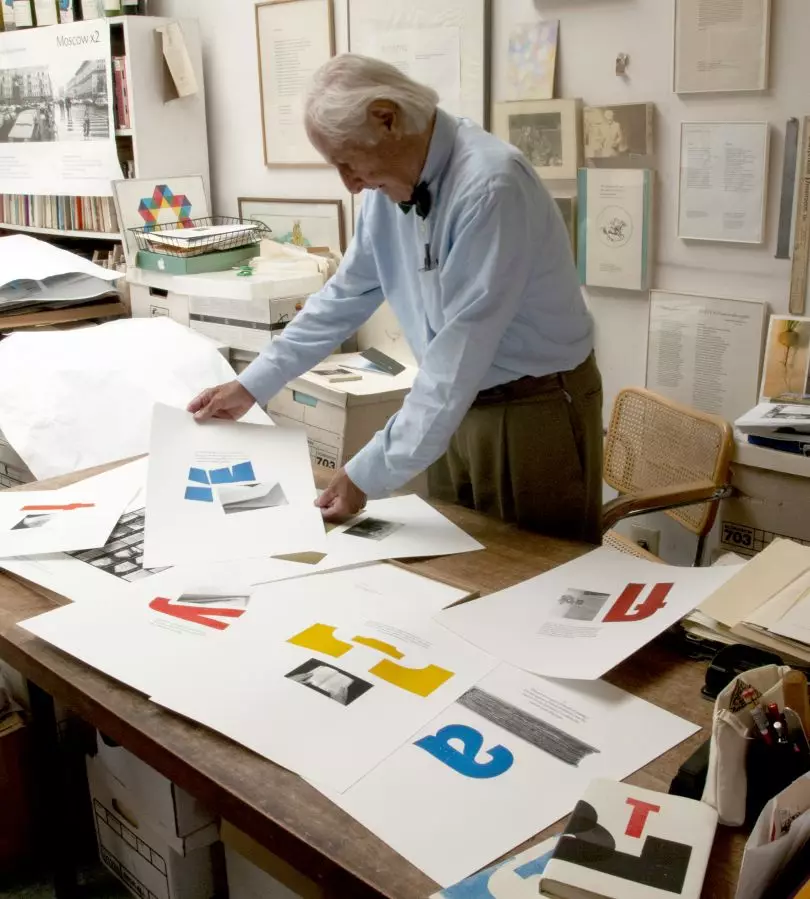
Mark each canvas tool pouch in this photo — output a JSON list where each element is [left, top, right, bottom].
[[702, 664, 791, 826]]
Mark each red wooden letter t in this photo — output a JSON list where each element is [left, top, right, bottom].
[[625, 797, 661, 838]]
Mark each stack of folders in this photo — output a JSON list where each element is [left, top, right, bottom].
[[684, 539, 810, 666], [736, 403, 810, 456]]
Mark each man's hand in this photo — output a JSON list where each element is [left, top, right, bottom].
[[316, 468, 367, 522], [187, 380, 256, 422]]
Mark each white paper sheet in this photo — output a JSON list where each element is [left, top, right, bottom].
[[0, 477, 133, 558], [316, 663, 699, 887], [0, 20, 123, 196], [150, 585, 497, 793], [735, 402, 810, 435], [18, 562, 472, 700], [255, 495, 482, 581], [143, 404, 324, 567], [678, 122, 769, 244], [769, 592, 810, 646], [432, 836, 559, 898], [369, 27, 462, 117], [0, 317, 270, 480], [674, 0, 770, 94], [646, 291, 767, 424], [0, 235, 121, 288], [436, 548, 743, 680]]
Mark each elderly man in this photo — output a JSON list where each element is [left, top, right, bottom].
[[189, 54, 603, 543]]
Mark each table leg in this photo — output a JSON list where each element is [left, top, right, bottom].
[[28, 680, 80, 899]]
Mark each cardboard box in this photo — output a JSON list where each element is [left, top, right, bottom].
[[129, 284, 191, 327], [222, 821, 320, 899], [87, 755, 215, 899], [266, 353, 417, 473], [95, 731, 217, 848], [188, 294, 307, 354], [704, 450, 810, 561], [0, 427, 33, 487], [136, 244, 258, 275]]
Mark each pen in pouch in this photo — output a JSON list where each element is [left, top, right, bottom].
[[751, 704, 773, 745]]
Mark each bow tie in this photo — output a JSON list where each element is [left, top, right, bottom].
[[398, 181, 432, 219]]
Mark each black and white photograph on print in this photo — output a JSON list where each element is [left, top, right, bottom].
[[555, 588, 611, 622], [11, 512, 53, 531], [764, 405, 810, 421], [286, 659, 374, 707], [508, 111, 562, 169], [216, 481, 289, 515], [584, 103, 654, 160], [343, 517, 403, 541], [172, 592, 251, 610], [0, 58, 111, 144], [68, 509, 166, 583]]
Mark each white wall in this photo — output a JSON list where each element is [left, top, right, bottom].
[[151, 0, 810, 415]]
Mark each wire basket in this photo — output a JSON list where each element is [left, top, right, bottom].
[[130, 216, 271, 258]]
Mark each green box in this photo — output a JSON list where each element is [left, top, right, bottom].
[[136, 244, 259, 275]]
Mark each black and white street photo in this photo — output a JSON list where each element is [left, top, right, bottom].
[[286, 659, 374, 707], [0, 57, 111, 144], [69, 509, 165, 583]]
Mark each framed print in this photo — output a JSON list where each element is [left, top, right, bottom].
[[348, 0, 492, 129], [255, 0, 336, 167], [238, 198, 346, 254], [494, 99, 581, 181], [583, 103, 655, 161], [678, 122, 769, 244], [674, 0, 770, 94]]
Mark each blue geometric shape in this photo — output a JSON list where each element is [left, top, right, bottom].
[[414, 725, 514, 779], [188, 467, 210, 485], [209, 461, 256, 485], [185, 486, 214, 502]]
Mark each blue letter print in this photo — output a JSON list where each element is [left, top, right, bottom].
[[414, 724, 513, 779]]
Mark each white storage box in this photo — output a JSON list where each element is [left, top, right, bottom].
[[0, 427, 33, 487], [95, 731, 217, 848], [87, 755, 215, 899], [266, 353, 417, 473], [222, 821, 319, 899], [127, 266, 322, 354], [129, 284, 191, 327]]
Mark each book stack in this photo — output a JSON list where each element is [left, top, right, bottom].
[[539, 779, 717, 899], [0, 194, 120, 235], [736, 402, 810, 456], [113, 56, 131, 130]]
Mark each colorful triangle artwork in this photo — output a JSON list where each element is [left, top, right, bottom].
[[138, 184, 194, 232]]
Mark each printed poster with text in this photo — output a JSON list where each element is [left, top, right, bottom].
[[0, 20, 122, 196]]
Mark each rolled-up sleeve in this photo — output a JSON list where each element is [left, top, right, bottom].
[[238, 213, 385, 406], [346, 175, 535, 497]]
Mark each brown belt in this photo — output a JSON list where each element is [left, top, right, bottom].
[[473, 353, 593, 406]]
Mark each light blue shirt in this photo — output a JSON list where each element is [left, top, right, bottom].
[[238, 109, 594, 498]]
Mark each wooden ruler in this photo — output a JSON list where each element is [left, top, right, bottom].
[[789, 116, 810, 315]]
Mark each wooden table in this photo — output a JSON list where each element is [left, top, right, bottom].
[[0, 464, 746, 898]]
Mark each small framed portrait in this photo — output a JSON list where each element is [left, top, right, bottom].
[[493, 99, 582, 181], [583, 103, 655, 161], [238, 197, 346, 254]]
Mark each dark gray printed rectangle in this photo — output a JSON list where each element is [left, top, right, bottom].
[[556, 588, 611, 622], [343, 517, 403, 541], [457, 687, 600, 767]]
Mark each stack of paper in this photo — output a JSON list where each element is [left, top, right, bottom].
[[736, 403, 810, 439], [694, 539, 810, 665], [0, 235, 121, 317]]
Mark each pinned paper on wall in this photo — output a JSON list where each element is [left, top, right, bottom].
[[143, 403, 324, 567], [150, 586, 496, 793], [506, 21, 558, 101], [318, 663, 699, 886], [437, 548, 743, 679]]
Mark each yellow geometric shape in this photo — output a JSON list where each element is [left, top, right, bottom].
[[369, 659, 454, 697], [287, 623, 352, 658], [352, 636, 404, 659]]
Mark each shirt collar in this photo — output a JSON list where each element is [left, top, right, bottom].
[[419, 108, 458, 188]]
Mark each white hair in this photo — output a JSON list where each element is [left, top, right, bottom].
[[305, 54, 439, 147]]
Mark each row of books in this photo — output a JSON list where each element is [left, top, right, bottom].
[[0, 194, 120, 235], [113, 56, 131, 130]]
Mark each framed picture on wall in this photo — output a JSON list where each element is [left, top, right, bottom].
[[239, 198, 346, 253], [255, 0, 336, 166], [493, 99, 582, 181], [583, 103, 655, 161]]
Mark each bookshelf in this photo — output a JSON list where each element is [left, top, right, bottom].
[[0, 15, 210, 242]]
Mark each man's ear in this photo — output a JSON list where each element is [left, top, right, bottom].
[[368, 100, 400, 136]]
